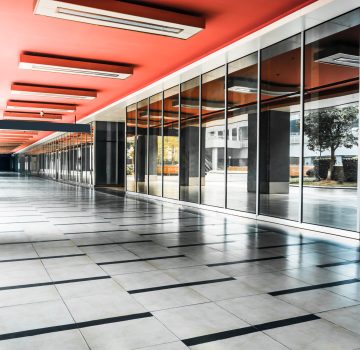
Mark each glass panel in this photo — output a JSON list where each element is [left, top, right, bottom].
[[227, 52, 258, 212], [180, 77, 200, 203], [201, 66, 226, 207], [163, 86, 179, 199], [126, 104, 136, 192], [259, 34, 301, 220], [136, 99, 148, 194], [303, 9, 360, 231], [148, 93, 163, 196]]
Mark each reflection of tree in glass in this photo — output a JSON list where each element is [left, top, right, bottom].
[[304, 106, 358, 180]]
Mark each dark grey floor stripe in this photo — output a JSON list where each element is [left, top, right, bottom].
[[140, 230, 201, 236], [77, 240, 152, 247], [128, 277, 235, 294], [182, 314, 320, 347], [64, 229, 128, 235], [269, 278, 360, 296], [168, 241, 236, 248], [317, 259, 360, 268], [98, 254, 186, 265], [207, 255, 286, 267], [55, 222, 111, 226], [118, 222, 173, 226], [0, 312, 153, 341], [103, 216, 153, 219], [0, 221, 49, 224], [256, 241, 317, 249], [0, 239, 70, 246], [0, 253, 86, 263], [0, 276, 110, 291]]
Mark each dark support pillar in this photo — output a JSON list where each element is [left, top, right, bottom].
[[148, 134, 158, 176], [259, 110, 290, 194], [180, 126, 199, 186], [136, 135, 146, 182], [117, 123, 125, 187], [247, 113, 257, 192], [95, 121, 125, 186]]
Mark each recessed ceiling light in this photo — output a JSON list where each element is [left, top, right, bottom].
[[7, 100, 76, 113], [34, 0, 205, 39], [4, 111, 63, 120], [11, 83, 97, 100], [19, 53, 133, 79]]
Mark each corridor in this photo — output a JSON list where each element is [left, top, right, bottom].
[[0, 173, 360, 349]]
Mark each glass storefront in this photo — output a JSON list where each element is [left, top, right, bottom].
[[125, 8, 360, 234], [23, 124, 94, 186]]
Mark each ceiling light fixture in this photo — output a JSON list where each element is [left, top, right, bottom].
[[7, 101, 76, 113], [4, 111, 63, 120], [19, 53, 133, 79], [34, 0, 205, 39], [11, 83, 97, 100]]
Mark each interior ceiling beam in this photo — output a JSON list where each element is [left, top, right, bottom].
[[0, 120, 90, 133]]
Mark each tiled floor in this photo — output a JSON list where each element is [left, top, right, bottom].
[[0, 173, 360, 349]]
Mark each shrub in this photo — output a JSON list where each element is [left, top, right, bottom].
[[313, 158, 330, 180], [342, 157, 358, 182]]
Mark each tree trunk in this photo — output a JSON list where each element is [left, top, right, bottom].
[[329, 146, 336, 180]]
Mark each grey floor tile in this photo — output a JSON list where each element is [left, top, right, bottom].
[[327, 282, 360, 301], [81, 317, 178, 350], [0, 330, 90, 350], [0, 285, 60, 308], [190, 332, 288, 350], [281, 266, 350, 285], [0, 300, 73, 334], [153, 302, 248, 339], [277, 289, 359, 313], [165, 266, 228, 283], [132, 287, 209, 311], [235, 272, 309, 293], [218, 294, 308, 324], [64, 291, 146, 322], [318, 305, 360, 336], [45, 263, 107, 281], [265, 319, 360, 350], [112, 270, 179, 291], [191, 279, 260, 301]]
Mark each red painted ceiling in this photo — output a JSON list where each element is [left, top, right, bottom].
[[0, 0, 318, 152]]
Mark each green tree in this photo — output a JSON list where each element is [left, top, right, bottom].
[[304, 106, 358, 180]]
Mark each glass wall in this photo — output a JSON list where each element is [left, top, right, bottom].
[[227, 53, 258, 213], [259, 34, 301, 221], [163, 86, 180, 199], [180, 77, 200, 203], [23, 125, 94, 186], [125, 8, 360, 235], [136, 99, 148, 194], [126, 104, 136, 192], [149, 93, 163, 196], [201, 66, 226, 207], [303, 9, 360, 231]]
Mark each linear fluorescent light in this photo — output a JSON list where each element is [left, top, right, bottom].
[[7, 101, 76, 113], [315, 47, 359, 68], [11, 83, 97, 100], [4, 111, 63, 120], [34, 0, 205, 39], [19, 54, 133, 79]]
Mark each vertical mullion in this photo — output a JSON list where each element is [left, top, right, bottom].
[[255, 49, 261, 217], [299, 31, 305, 223], [178, 83, 181, 200], [135, 104, 138, 193], [146, 98, 150, 195], [198, 75, 203, 205], [224, 64, 228, 209], [161, 91, 164, 198], [357, 55, 360, 237], [125, 110, 128, 191]]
